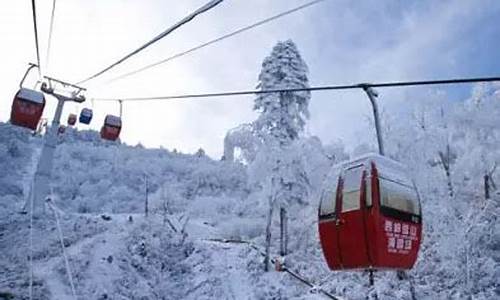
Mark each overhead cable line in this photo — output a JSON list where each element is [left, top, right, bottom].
[[45, 0, 57, 73], [28, 182, 34, 300], [92, 76, 500, 102], [77, 0, 224, 85], [47, 199, 77, 300], [31, 0, 42, 77], [205, 238, 341, 300], [101, 0, 329, 86]]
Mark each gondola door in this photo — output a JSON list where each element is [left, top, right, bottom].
[[318, 176, 343, 269], [337, 164, 371, 269]]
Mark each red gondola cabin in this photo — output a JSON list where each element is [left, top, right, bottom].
[[10, 88, 46, 130], [100, 115, 121, 141], [318, 154, 422, 271], [68, 114, 77, 126]]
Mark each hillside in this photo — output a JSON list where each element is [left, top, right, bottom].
[[1, 83, 499, 300], [0, 123, 339, 299]]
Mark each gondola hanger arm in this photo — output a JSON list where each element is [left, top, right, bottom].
[[19, 63, 39, 89]]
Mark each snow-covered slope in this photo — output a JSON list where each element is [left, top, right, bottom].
[[0, 124, 334, 299], [1, 89, 499, 300]]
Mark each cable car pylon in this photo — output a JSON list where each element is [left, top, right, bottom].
[[26, 77, 86, 216]]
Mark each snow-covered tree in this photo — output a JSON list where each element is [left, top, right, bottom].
[[251, 40, 313, 206], [254, 39, 311, 144], [249, 40, 313, 270], [250, 39, 312, 203], [376, 84, 500, 298], [223, 123, 261, 163]]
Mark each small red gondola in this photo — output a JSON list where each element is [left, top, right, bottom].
[[100, 115, 122, 141], [10, 88, 46, 130], [67, 114, 77, 126], [318, 154, 422, 271]]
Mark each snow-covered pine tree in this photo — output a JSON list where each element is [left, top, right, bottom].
[[251, 39, 311, 207], [254, 39, 311, 144], [251, 40, 311, 270]]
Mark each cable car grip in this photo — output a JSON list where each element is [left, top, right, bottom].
[[358, 83, 384, 155]]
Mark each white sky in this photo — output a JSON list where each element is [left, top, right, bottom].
[[1, 0, 499, 157]]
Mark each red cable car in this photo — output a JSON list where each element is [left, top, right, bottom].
[[10, 88, 46, 130], [67, 113, 77, 126], [100, 115, 122, 141], [318, 154, 422, 271]]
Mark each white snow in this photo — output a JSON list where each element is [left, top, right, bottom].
[[17, 88, 45, 104], [1, 51, 499, 300]]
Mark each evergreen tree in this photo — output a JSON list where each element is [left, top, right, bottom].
[[251, 40, 312, 271], [250, 39, 312, 209], [254, 39, 311, 145]]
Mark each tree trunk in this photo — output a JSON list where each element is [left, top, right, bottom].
[[438, 150, 454, 197], [144, 174, 149, 217], [280, 207, 288, 256], [264, 196, 275, 272], [397, 271, 417, 300], [484, 174, 490, 200]]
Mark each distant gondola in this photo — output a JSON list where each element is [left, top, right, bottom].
[[100, 115, 122, 141], [67, 113, 77, 126], [79, 108, 93, 124]]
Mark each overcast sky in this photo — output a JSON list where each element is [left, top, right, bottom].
[[1, 0, 499, 157]]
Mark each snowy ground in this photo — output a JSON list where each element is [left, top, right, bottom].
[[1, 120, 499, 299], [0, 204, 330, 300]]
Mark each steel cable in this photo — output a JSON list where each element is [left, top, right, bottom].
[[100, 0, 329, 86], [77, 0, 224, 85], [47, 199, 77, 300], [45, 0, 57, 73], [31, 0, 42, 77], [92, 76, 500, 102]]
